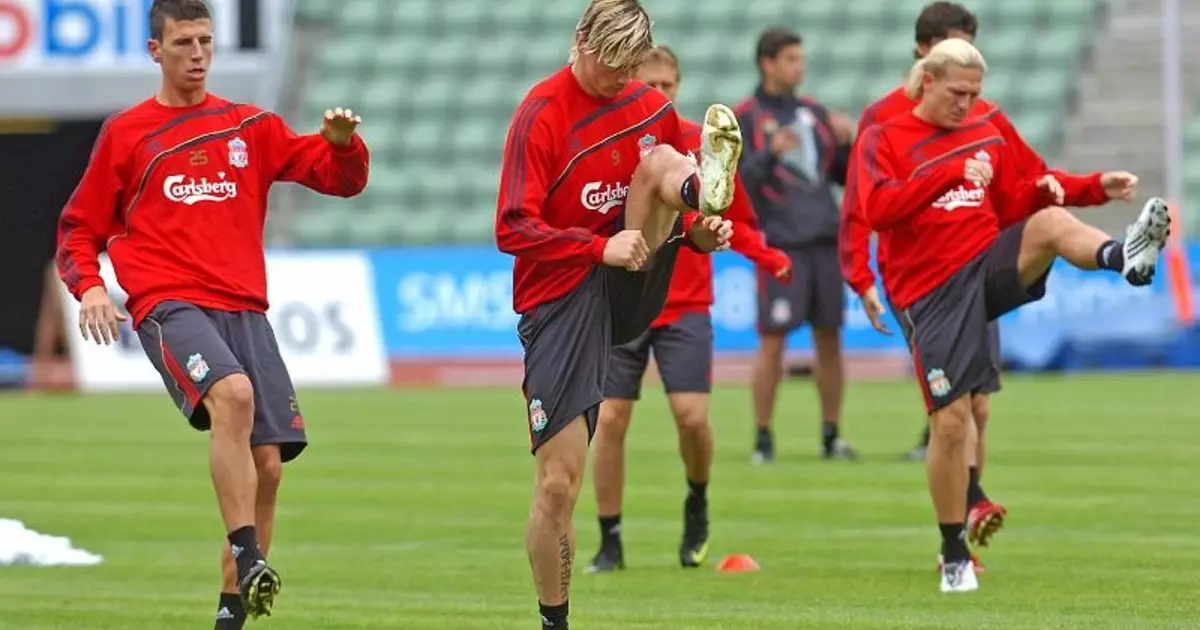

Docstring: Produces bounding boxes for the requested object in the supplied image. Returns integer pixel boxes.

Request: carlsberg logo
[581,181,629,214]
[932,184,985,211]
[163,173,238,205]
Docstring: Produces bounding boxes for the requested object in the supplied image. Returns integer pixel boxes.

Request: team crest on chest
[638,133,658,158]
[227,136,249,169]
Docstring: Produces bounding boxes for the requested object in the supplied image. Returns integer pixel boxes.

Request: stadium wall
[48,242,1200,392]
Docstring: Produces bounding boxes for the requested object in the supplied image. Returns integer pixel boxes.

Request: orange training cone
[716,554,761,573]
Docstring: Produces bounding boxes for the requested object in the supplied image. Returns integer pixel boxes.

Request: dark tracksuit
[735,86,852,333]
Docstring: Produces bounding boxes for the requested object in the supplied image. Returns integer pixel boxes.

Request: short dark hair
[755,27,802,69]
[150,0,212,41]
[914,2,978,45]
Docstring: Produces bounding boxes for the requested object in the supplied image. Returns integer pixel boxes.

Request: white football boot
[940,558,980,593]
[1121,197,1171,286]
[699,103,743,216]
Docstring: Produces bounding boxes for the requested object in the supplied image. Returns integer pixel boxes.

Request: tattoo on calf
[557,533,572,597]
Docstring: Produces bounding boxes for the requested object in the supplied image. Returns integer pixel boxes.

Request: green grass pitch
[1,372,1197,629]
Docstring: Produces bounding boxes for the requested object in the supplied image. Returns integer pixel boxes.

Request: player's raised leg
[1012,199,1169,291]
[966,392,1006,550]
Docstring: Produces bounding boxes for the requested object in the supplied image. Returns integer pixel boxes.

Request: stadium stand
[287,0,1105,245]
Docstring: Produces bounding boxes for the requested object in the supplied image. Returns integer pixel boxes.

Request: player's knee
[812,327,842,357]
[205,373,255,429]
[1027,205,1074,239]
[253,446,283,491]
[929,400,972,447]
[674,406,709,435]
[634,145,683,179]
[757,333,786,360]
[535,469,579,517]
[598,402,633,440]
[971,395,991,432]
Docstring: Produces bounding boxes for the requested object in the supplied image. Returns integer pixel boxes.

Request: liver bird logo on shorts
[186,353,210,383]
[528,398,548,433]
[926,368,951,398]
[227,137,249,169]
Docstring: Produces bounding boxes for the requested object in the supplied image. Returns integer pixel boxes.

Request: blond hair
[642,44,680,79]
[570,0,653,70]
[904,38,987,99]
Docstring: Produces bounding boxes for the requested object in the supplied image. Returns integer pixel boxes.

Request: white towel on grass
[0,518,103,566]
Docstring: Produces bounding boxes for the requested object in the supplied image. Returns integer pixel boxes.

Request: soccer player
[735,28,858,463]
[854,38,1168,592]
[55,1,369,626]
[840,1,1140,562]
[588,45,791,574]
[494,1,740,626]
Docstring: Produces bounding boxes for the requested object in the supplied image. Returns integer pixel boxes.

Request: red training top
[839,86,1109,296]
[495,67,705,315]
[652,118,789,327]
[853,110,1060,310]
[56,93,370,327]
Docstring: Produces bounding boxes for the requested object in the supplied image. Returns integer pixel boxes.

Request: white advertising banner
[0,0,291,116]
[60,251,390,392]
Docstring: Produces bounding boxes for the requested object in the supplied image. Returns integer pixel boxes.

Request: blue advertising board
[369,244,1199,366]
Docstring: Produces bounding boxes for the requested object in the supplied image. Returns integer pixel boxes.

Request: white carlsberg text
[163,173,239,205]
[932,184,985,212]
[581,181,629,214]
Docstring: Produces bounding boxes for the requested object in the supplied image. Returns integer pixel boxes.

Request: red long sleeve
[56,118,122,300]
[265,114,370,197]
[725,176,784,269]
[839,163,876,295]
[495,98,607,264]
[855,126,962,231]
[991,142,1060,229]
[988,110,1108,208]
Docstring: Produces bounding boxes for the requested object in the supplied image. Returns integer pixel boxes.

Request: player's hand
[79,285,127,346]
[320,107,362,146]
[964,158,993,186]
[769,128,801,157]
[763,248,793,282]
[1100,170,1139,201]
[829,111,854,144]
[860,286,893,336]
[1037,174,1065,205]
[688,215,733,253]
[603,230,650,271]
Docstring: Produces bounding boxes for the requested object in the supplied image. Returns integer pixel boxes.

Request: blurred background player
[54,0,369,626]
[588,45,792,574]
[855,38,1168,591]
[842,1,1142,564]
[736,27,858,463]
[493,1,738,626]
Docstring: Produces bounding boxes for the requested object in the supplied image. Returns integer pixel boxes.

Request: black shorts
[137,300,307,462]
[604,311,714,401]
[758,242,845,333]
[896,220,1046,413]
[519,235,681,454]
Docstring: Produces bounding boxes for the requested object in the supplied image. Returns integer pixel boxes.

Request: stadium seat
[287,0,1104,244]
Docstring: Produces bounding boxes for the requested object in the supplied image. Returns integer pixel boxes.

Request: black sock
[1096,240,1124,272]
[686,479,708,505]
[920,425,931,447]
[821,422,839,452]
[598,514,621,546]
[214,592,246,630]
[966,466,988,507]
[939,522,970,563]
[755,427,772,448]
[539,601,569,629]
[679,174,700,210]
[227,526,262,578]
